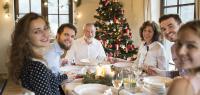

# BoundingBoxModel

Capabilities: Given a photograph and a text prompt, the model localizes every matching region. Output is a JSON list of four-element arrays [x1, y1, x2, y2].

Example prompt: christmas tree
[[94, 0, 138, 60]]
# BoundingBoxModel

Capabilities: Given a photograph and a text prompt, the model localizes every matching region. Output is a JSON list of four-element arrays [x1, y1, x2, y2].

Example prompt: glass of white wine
[[134, 65, 142, 78], [112, 71, 123, 95], [133, 65, 143, 87]]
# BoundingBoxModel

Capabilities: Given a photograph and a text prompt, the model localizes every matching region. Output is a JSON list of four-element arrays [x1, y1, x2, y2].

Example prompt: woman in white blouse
[[137, 21, 168, 75]]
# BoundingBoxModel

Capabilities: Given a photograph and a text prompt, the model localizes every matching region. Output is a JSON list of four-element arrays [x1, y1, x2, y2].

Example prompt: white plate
[[74, 84, 109, 95], [60, 66, 82, 74], [143, 76, 172, 87], [142, 86, 165, 95], [60, 66, 96, 74], [113, 62, 132, 67], [80, 59, 90, 63], [79, 59, 98, 66]]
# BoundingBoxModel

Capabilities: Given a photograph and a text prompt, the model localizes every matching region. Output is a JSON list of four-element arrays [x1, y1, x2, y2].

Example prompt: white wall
[[74, 0, 99, 38], [121, 0, 144, 46]]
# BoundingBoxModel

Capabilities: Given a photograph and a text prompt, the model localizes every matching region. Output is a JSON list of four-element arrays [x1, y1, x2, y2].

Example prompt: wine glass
[[96, 56, 106, 65], [133, 65, 143, 84], [112, 70, 123, 95], [123, 72, 136, 91], [179, 68, 188, 76]]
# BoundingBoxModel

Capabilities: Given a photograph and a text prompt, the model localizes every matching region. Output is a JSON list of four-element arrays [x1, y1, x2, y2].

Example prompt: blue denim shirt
[[44, 41, 64, 75]]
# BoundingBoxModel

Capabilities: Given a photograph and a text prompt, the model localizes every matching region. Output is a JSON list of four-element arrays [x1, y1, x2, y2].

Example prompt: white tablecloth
[[60, 63, 170, 95], [62, 78, 146, 95]]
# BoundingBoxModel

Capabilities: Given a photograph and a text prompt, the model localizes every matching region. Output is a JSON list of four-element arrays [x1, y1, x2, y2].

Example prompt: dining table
[[60, 59, 173, 95]]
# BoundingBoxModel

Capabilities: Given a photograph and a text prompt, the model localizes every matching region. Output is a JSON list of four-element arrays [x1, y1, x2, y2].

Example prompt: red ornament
[[108, 52, 113, 57], [127, 45, 132, 50], [103, 40, 107, 47], [129, 32, 132, 37], [114, 16, 117, 23], [109, 44, 113, 48], [126, 47, 128, 53], [104, 0, 109, 6], [126, 29, 129, 33], [132, 45, 135, 49]]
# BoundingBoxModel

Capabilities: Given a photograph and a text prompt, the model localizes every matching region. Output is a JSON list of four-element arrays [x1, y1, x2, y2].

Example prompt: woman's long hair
[[8, 13, 49, 84]]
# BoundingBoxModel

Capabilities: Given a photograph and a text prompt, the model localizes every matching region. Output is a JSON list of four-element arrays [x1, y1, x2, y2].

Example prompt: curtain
[[144, 0, 152, 21], [195, 0, 200, 20]]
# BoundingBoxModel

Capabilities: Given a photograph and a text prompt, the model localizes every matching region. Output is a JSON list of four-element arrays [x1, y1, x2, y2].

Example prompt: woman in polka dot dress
[[8, 12, 68, 95]]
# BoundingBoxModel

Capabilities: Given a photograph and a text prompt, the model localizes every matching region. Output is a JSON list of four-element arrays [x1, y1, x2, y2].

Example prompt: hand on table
[[61, 58, 68, 66], [64, 72, 77, 80], [143, 65, 157, 75], [61, 58, 76, 66]]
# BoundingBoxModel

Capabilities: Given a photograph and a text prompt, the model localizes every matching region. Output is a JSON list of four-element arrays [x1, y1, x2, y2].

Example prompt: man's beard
[[84, 35, 94, 44], [58, 41, 71, 51]]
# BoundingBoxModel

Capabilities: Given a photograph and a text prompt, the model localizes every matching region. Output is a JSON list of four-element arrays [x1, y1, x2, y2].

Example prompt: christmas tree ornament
[[115, 44, 119, 50], [104, 0, 109, 6], [127, 28, 129, 33], [105, 21, 110, 25], [113, 16, 117, 23], [132, 44, 135, 49], [126, 48, 128, 53], [110, 20, 113, 24], [99, 5, 102, 8], [121, 45, 125, 49]]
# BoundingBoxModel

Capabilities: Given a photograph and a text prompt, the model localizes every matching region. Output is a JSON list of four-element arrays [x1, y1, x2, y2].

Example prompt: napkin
[[103, 88, 112, 95], [104, 88, 136, 95], [80, 66, 89, 74]]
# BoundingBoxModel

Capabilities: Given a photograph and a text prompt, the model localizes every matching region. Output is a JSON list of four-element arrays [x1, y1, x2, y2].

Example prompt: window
[[14, 0, 73, 36], [161, 0, 195, 22]]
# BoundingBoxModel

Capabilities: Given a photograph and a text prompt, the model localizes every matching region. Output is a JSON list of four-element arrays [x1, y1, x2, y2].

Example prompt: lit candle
[[110, 71, 115, 77], [96, 65, 101, 76], [107, 66, 115, 77], [96, 65, 105, 77]]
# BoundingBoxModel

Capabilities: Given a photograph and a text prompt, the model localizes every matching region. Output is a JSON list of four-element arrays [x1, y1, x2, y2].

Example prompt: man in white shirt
[[159, 14, 182, 70], [44, 23, 77, 75], [66, 23, 106, 65]]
